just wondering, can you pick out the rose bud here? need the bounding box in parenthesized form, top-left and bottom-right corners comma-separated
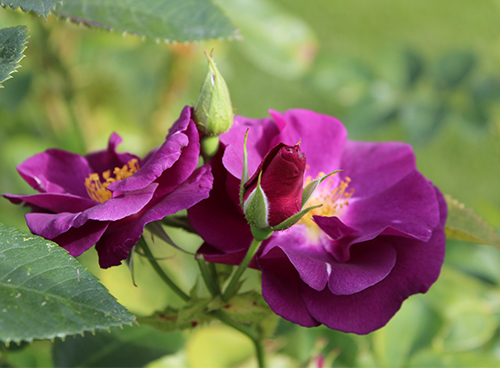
(193, 51, 234, 137)
(243, 143, 306, 229)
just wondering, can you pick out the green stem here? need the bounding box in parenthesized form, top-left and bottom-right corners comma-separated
(196, 254, 220, 297)
(138, 237, 190, 302)
(210, 310, 266, 368)
(222, 238, 262, 302)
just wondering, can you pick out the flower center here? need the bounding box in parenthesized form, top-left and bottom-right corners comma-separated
(84, 159, 140, 202)
(300, 172, 354, 239)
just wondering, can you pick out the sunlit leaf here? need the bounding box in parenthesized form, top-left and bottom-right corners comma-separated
(1, 0, 61, 18)
(444, 195, 500, 248)
(53, 0, 237, 43)
(0, 223, 135, 344)
(52, 325, 184, 367)
(0, 26, 28, 88)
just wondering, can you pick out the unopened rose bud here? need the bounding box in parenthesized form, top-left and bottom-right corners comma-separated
(193, 52, 234, 136)
(243, 143, 306, 228)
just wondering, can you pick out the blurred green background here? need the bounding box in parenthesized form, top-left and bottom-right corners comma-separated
(1, 0, 500, 367)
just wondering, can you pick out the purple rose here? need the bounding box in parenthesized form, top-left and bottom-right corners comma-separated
(4, 107, 213, 268)
(243, 143, 306, 227)
(188, 109, 447, 334)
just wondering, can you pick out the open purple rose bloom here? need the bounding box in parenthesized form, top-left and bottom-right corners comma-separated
(4, 107, 213, 268)
(189, 109, 447, 334)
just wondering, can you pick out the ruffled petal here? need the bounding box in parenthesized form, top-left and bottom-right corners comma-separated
(17, 149, 92, 197)
(97, 165, 213, 268)
(270, 109, 347, 177)
(85, 133, 140, 175)
(259, 246, 320, 328)
(3, 192, 96, 213)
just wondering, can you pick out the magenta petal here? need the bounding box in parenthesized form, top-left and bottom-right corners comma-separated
(344, 171, 440, 242)
(4, 193, 96, 213)
(189, 150, 253, 254)
(302, 227, 445, 334)
(85, 133, 140, 175)
(54, 221, 109, 257)
(26, 212, 80, 239)
(221, 116, 280, 179)
(327, 240, 396, 295)
(340, 141, 417, 198)
(76, 184, 158, 224)
(96, 165, 213, 268)
(269, 109, 347, 177)
(17, 149, 92, 197)
(259, 247, 320, 328)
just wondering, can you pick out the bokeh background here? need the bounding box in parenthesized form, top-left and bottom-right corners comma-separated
(1, 0, 500, 367)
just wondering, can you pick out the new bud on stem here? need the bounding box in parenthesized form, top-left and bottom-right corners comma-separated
(193, 52, 234, 137)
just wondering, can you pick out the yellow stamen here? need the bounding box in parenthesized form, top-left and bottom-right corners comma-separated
(300, 173, 354, 240)
(84, 159, 139, 202)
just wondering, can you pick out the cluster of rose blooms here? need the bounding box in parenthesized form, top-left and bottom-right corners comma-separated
(4, 55, 446, 335)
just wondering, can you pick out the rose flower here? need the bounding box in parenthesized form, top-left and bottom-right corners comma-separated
(4, 107, 213, 268)
(188, 109, 447, 334)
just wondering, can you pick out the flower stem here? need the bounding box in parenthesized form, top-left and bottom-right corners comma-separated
(222, 238, 262, 302)
(196, 254, 220, 297)
(138, 237, 190, 302)
(210, 309, 266, 368)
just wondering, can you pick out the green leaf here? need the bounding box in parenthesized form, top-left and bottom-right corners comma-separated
(444, 195, 500, 248)
(0, 223, 135, 344)
(1, 0, 61, 18)
(218, 0, 317, 79)
(53, 0, 237, 43)
(221, 291, 273, 324)
(0, 26, 28, 88)
(52, 325, 184, 367)
(434, 50, 476, 90)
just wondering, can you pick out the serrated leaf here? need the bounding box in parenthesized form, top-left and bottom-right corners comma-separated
(1, 0, 61, 18)
(0, 223, 135, 344)
(52, 325, 184, 367)
(0, 26, 28, 88)
(444, 195, 500, 248)
(53, 0, 237, 43)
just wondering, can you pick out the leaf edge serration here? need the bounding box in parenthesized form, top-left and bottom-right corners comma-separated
(0, 25, 29, 88)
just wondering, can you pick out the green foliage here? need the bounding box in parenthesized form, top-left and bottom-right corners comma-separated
(0, 223, 135, 344)
(445, 195, 500, 248)
(1, 0, 61, 18)
(0, 26, 28, 88)
(52, 325, 184, 367)
(53, 0, 237, 43)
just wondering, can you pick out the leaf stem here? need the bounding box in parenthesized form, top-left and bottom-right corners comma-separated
(138, 237, 190, 302)
(222, 237, 262, 302)
(210, 309, 266, 368)
(195, 254, 220, 297)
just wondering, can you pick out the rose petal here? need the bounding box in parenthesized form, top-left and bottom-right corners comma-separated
(85, 133, 140, 175)
(17, 149, 92, 197)
(269, 109, 347, 177)
(3, 192, 96, 213)
(97, 165, 213, 268)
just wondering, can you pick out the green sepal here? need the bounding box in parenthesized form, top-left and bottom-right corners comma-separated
(302, 169, 342, 208)
(251, 227, 274, 241)
(270, 204, 323, 231)
(239, 129, 250, 209)
(243, 171, 269, 229)
(193, 51, 234, 136)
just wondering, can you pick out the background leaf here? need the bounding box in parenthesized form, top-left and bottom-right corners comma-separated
(1, 0, 61, 18)
(0, 26, 28, 88)
(52, 325, 184, 367)
(444, 195, 500, 248)
(0, 223, 135, 344)
(53, 0, 237, 43)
